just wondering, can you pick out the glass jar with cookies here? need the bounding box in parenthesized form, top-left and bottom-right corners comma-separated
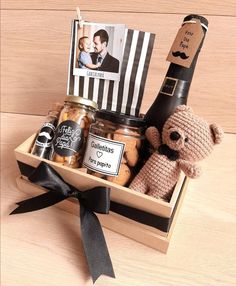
(51, 95, 97, 168)
(83, 110, 146, 186)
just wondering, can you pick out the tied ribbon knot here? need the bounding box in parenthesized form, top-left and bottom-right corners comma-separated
(158, 144, 180, 161)
(10, 162, 115, 283)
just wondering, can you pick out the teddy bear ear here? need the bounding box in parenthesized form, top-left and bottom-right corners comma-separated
(175, 105, 193, 113)
(210, 123, 224, 144)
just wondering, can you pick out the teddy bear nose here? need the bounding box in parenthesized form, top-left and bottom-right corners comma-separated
(170, 131, 181, 141)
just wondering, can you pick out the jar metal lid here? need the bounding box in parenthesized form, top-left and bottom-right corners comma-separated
(95, 110, 146, 127)
(64, 95, 98, 110)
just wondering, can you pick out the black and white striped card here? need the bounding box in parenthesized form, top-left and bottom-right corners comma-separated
(67, 20, 155, 116)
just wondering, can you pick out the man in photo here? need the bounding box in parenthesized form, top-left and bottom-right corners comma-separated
(78, 36, 102, 69)
(91, 29, 120, 73)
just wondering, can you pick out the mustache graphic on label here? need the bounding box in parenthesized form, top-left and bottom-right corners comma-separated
(38, 132, 52, 140)
(172, 51, 189, 59)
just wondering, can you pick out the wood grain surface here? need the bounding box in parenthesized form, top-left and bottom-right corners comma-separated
(2, 0, 236, 16)
(1, 1, 236, 284)
(1, 9, 236, 132)
(1, 112, 236, 286)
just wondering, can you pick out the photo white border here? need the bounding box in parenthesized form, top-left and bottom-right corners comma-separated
(73, 21, 125, 81)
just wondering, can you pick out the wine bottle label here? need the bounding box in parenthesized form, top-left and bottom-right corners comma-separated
(83, 133, 125, 176)
(53, 120, 84, 156)
(160, 77, 190, 97)
(35, 122, 56, 148)
(167, 19, 204, 68)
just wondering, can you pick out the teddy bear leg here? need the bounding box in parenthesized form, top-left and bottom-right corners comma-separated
(147, 185, 170, 201)
(129, 175, 148, 194)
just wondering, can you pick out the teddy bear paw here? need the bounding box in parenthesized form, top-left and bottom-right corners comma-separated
(189, 165, 202, 178)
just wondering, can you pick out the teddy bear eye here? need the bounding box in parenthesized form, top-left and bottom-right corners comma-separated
(185, 137, 189, 142)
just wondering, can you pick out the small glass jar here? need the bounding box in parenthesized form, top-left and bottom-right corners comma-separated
(83, 110, 146, 186)
(31, 103, 63, 159)
(51, 95, 97, 168)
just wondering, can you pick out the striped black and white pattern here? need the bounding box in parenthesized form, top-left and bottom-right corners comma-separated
(67, 21, 155, 116)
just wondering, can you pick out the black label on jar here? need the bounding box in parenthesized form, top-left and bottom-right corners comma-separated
(53, 120, 84, 156)
(35, 122, 56, 148)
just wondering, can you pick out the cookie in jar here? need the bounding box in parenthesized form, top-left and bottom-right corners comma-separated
(83, 110, 146, 186)
(51, 96, 97, 168)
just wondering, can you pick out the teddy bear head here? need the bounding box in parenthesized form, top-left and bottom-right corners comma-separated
(162, 105, 224, 162)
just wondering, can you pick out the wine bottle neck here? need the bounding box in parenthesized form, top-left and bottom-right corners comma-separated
(166, 47, 199, 82)
(159, 77, 191, 99)
(166, 21, 207, 80)
(144, 15, 208, 132)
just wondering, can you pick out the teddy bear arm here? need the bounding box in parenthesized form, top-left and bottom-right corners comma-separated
(178, 160, 201, 179)
(145, 127, 161, 149)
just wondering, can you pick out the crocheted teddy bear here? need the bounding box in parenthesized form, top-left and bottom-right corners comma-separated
(129, 105, 223, 201)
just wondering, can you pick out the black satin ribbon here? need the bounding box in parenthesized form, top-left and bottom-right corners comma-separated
(158, 144, 180, 161)
(10, 162, 115, 283)
(17, 161, 184, 233)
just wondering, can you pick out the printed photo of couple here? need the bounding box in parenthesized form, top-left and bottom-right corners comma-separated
(73, 22, 125, 81)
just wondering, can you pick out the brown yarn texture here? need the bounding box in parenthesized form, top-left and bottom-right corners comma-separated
(130, 105, 224, 201)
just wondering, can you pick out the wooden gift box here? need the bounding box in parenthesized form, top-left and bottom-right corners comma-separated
(15, 134, 188, 253)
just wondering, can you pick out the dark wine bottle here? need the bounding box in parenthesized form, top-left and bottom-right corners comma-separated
(145, 14, 208, 132)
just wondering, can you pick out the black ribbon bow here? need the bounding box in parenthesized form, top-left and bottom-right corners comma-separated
(158, 144, 180, 161)
(10, 162, 115, 283)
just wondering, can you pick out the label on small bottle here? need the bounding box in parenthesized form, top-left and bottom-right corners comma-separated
(160, 77, 190, 97)
(166, 19, 204, 68)
(35, 122, 56, 148)
(160, 77, 178, 96)
(83, 133, 125, 176)
(53, 120, 84, 156)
